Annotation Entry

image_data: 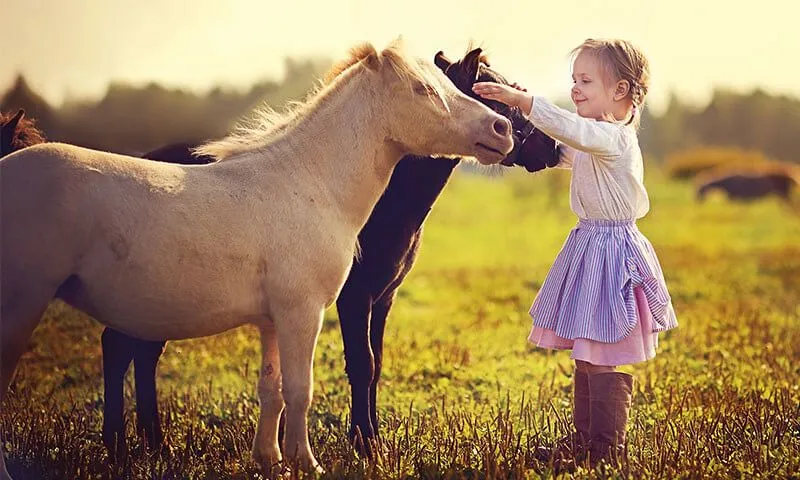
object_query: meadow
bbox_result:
[2,164,798,479]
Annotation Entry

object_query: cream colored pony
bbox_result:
[0,40,512,478]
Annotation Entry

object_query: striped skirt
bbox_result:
[528,219,678,365]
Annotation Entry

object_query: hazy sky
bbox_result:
[2,0,797,114]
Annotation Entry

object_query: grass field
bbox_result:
[2,164,798,479]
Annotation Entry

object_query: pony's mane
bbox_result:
[195,40,448,161]
[322,43,379,85]
[1,111,46,151]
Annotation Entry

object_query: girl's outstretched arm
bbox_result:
[473,82,629,159]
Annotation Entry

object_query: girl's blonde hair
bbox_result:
[571,38,650,128]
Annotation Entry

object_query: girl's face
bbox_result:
[571,52,619,120]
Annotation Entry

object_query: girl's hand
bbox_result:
[472,82,526,108]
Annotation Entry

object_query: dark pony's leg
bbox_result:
[368,291,396,440]
[336,277,375,456]
[132,338,167,450]
[101,328,135,459]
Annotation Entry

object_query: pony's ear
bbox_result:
[364,45,382,71]
[463,48,483,81]
[434,51,452,71]
[1,109,25,151]
[8,109,25,133]
[464,48,483,69]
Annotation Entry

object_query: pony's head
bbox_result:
[434,48,521,123]
[1,109,46,157]
[434,48,559,171]
[349,41,513,165]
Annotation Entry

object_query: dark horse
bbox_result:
[1,47,560,459]
[696,170,797,203]
[0,110,46,155]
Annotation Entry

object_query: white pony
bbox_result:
[0,41,512,477]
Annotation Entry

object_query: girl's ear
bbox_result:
[614,80,631,101]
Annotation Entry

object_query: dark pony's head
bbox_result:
[434,48,559,172]
[1,110,46,158]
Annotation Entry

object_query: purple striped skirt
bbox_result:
[528,219,677,363]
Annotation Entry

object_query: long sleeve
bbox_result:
[526,96,630,160]
[554,143,577,169]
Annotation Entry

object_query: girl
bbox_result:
[473,38,677,466]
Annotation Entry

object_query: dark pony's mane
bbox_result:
[1,110,46,153]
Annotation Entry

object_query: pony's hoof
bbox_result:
[253,447,284,478]
[263,462,287,480]
[348,425,377,458]
[138,425,164,452]
[102,431,129,463]
[290,455,325,476]
[303,459,325,476]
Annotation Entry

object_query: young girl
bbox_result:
[473,39,678,466]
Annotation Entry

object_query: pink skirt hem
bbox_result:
[528,286,659,366]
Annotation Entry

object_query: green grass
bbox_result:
[2,165,799,479]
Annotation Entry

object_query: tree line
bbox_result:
[3,60,798,163]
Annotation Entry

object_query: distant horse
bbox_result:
[93,47,559,459]
[696,170,797,202]
[0,40,514,478]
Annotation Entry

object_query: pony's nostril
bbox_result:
[493,118,511,137]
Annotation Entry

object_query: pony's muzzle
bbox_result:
[476,114,513,158]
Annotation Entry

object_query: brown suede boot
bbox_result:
[588,372,634,467]
[534,369,591,466]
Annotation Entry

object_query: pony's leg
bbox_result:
[252,323,284,472]
[1,292,51,480]
[275,304,324,472]
[101,328,135,459]
[132,338,166,450]
[368,292,396,441]
[335,279,375,454]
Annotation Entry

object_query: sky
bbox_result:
[2,0,798,115]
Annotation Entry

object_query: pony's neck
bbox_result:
[267,68,403,230]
